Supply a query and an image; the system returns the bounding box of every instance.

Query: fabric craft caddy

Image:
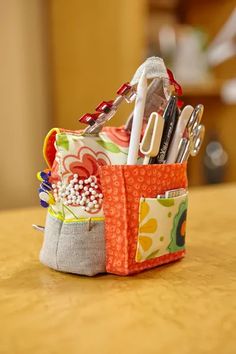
[35,57,200,276]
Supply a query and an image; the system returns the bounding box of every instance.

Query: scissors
[176,104,205,163]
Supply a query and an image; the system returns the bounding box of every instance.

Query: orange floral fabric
[100,163,188,275]
[102,126,130,147]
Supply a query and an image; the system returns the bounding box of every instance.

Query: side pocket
[40,212,106,276]
[136,193,188,262]
[56,220,106,276]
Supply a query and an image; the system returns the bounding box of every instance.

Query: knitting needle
[127,70,148,165]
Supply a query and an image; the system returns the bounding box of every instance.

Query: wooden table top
[0,183,235,354]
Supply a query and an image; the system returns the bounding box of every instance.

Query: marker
[150,95,178,164]
[127,70,147,165]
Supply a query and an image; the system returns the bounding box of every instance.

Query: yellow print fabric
[136,193,188,262]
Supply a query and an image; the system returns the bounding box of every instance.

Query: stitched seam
[121,166,129,271]
[54,217,63,270]
[54,134,64,270]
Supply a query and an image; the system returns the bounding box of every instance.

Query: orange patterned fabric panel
[100,163,188,275]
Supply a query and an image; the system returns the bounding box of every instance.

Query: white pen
[127,70,147,165]
[166,105,194,163]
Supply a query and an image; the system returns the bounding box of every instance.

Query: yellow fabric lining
[48,207,104,223]
[43,127,60,167]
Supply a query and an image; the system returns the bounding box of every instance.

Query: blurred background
[1,0,236,210]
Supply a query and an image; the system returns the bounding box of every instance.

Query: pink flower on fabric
[62,147,111,213]
[102,126,146,159]
[63,146,111,183]
[102,126,130,148]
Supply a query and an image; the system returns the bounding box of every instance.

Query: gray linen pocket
[40,213,106,276]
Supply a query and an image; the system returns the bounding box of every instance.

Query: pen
[150,95,178,164]
[127,70,147,165]
[166,105,194,163]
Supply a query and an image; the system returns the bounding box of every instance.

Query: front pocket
[135,193,188,262]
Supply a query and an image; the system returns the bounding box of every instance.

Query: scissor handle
[187,104,204,134]
[190,124,205,157]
